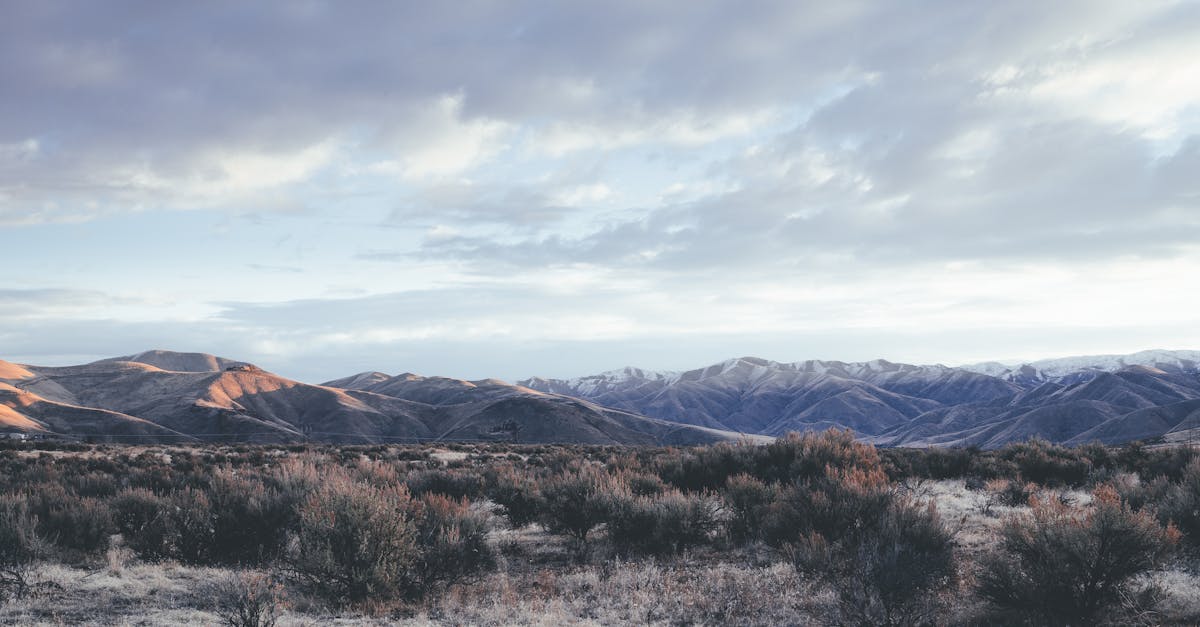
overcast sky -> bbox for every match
[3,1,1199,382]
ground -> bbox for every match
[4,479,1200,626]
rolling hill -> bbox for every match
[4,349,1199,447]
[0,352,750,446]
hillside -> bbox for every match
[524,352,1200,448]
[0,351,748,445]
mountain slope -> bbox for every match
[0,351,750,446]
[325,370,756,445]
[525,352,1200,448]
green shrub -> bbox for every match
[977,485,1179,624]
[168,487,217,564]
[999,438,1092,487]
[756,429,882,485]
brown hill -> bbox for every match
[0,352,749,446]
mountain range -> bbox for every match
[2,348,1198,448]
[0,350,755,446]
[520,350,1200,448]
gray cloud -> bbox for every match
[4,2,1200,379]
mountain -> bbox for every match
[5,348,1199,448]
[0,351,750,446]
[965,349,1200,385]
[523,357,1009,436]
[94,349,249,373]
[523,351,1200,448]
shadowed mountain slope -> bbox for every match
[524,353,1200,448]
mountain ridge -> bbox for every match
[521,350,1200,448]
[4,349,1198,448]
[0,351,754,446]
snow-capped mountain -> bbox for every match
[964,349,1200,383]
[521,351,1200,448]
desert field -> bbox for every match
[2,433,1200,626]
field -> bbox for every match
[2,433,1200,626]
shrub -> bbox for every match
[538,465,618,544]
[215,572,287,627]
[977,485,1179,624]
[756,429,882,485]
[807,499,958,627]
[167,487,217,564]
[762,466,893,547]
[606,490,720,556]
[722,474,774,542]
[26,485,113,557]
[207,471,293,565]
[986,478,1037,508]
[111,488,174,561]
[409,493,496,590]
[486,466,542,529]
[999,438,1092,487]
[287,476,418,606]
[0,495,44,601]
[622,471,668,497]
[1154,458,1200,545]
[405,469,485,500]
[653,442,757,491]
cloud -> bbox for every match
[3,1,1200,378]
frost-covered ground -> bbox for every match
[3,480,1199,626]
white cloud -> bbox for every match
[370,94,511,181]
[530,109,777,156]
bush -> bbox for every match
[287,477,418,606]
[977,485,1179,624]
[722,474,774,542]
[26,485,113,557]
[409,493,496,589]
[538,465,618,544]
[757,429,882,485]
[1153,458,1200,545]
[0,494,44,601]
[405,469,485,500]
[807,499,958,627]
[986,478,1036,508]
[167,487,217,564]
[215,572,287,627]
[999,438,1092,487]
[606,490,720,556]
[762,466,893,547]
[111,488,174,562]
[486,466,543,529]
[207,471,293,565]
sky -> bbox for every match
[2,1,1199,383]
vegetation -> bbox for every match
[0,433,1198,623]
[978,486,1179,624]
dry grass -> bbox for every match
[3,481,1199,625]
